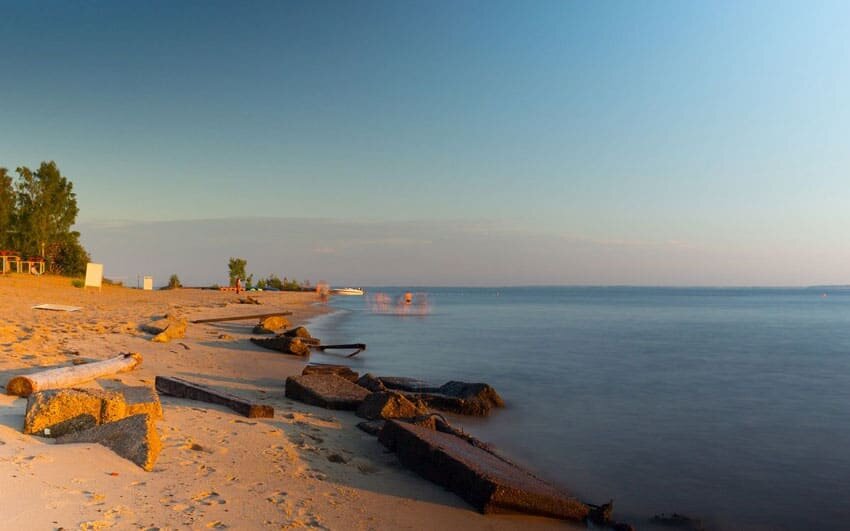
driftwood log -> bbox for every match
[155,375,273,418]
[312,344,367,358]
[6,353,143,397]
[190,312,292,324]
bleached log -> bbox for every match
[6,353,143,397]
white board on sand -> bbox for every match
[143,276,153,291]
[84,263,103,289]
[33,304,81,312]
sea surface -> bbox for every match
[306,287,850,530]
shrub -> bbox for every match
[71,278,84,288]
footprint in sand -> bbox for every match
[192,491,226,506]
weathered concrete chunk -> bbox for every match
[356,391,428,420]
[56,413,162,471]
[24,389,127,437]
[155,376,273,418]
[122,386,163,419]
[142,316,187,343]
[379,376,440,393]
[356,419,385,435]
[302,364,359,382]
[252,315,290,334]
[406,381,505,416]
[285,375,370,410]
[251,336,311,356]
[379,420,590,521]
[357,373,387,393]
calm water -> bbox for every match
[307,287,850,530]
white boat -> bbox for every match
[330,287,365,296]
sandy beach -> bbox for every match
[0,275,573,530]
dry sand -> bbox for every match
[0,274,574,530]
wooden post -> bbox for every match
[6,353,143,397]
[190,311,292,324]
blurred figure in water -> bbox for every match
[316,281,330,304]
[368,292,430,315]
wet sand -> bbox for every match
[0,275,572,530]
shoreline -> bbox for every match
[0,275,574,530]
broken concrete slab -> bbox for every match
[357,419,385,435]
[379,420,590,520]
[285,374,370,410]
[378,376,440,393]
[56,413,162,471]
[24,388,127,438]
[155,376,273,418]
[302,364,359,382]
[356,391,428,420]
[122,386,163,419]
[404,381,505,416]
[357,373,387,393]
[250,336,311,356]
[142,316,187,343]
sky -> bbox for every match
[1,1,849,286]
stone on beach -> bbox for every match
[252,315,290,334]
[379,376,440,393]
[404,381,505,416]
[283,326,312,339]
[122,386,163,419]
[356,373,387,392]
[24,388,127,437]
[356,391,428,420]
[142,316,187,343]
[378,420,591,521]
[285,374,371,410]
[251,336,312,356]
[302,364,359,382]
[55,413,162,471]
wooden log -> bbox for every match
[189,311,292,324]
[155,375,273,418]
[6,353,143,397]
[312,343,367,358]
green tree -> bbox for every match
[0,167,13,248]
[13,161,88,273]
[167,274,182,289]
[228,257,248,287]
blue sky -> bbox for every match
[1,1,848,285]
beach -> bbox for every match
[0,275,572,530]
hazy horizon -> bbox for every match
[78,216,850,288]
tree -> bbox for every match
[0,167,13,249]
[13,161,88,274]
[167,274,182,289]
[228,257,248,287]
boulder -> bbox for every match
[251,336,312,356]
[356,391,428,420]
[302,364,359,382]
[379,376,440,393]
[142,316,187,343]
[356,420,385,435]
[356,373,387,393]
[379,420,590,521]
[122,386,163,419]
[408,381,505,416]
[252,315,290,334]
[24,388,127,437]
[55,413,162,471]
[283,326,312,339]
[285,375,370,410]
